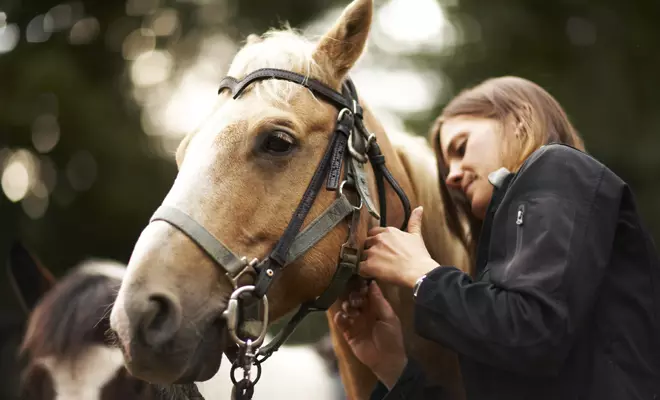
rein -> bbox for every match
[149,68,411,399]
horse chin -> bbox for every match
[224,342,240,364]
[174,319,226,383]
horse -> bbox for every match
[7,242,160,399]
[109,0,471,399]
[6,242,344,400]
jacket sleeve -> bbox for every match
[414,145,624,376]
[369,358,450,400]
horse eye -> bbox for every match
[261,131,296,155]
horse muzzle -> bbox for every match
[111,289,226,384]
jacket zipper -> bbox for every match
[515,204,524,255]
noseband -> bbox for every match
[149,68,411,399]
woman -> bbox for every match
[335,76,660,399]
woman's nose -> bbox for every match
[445,167,463,190]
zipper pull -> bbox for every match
[516,205,524,226]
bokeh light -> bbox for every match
[131,50,174,87]
[31,114,61,154]
[1,149,38,203]
[0,23,20,53]
[25,14,53,43]
[69,17,100,44]
[122,28,156,60]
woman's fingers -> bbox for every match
[341,300,360,318]
[334,311,354,332]
[368,283,397,321]
[363,235,381,250]
[367,226,387,236]
[349,290,366,308]
[359,282,369,295]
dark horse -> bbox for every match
[6,243,203,400]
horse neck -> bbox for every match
[327,104,468,400]
[361,106,469,271]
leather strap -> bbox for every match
[151,206,249,277]
[218,68,354,112]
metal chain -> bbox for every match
[230,339,262,400]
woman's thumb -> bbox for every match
[406,206,424,235]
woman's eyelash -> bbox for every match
[457,140,466,156]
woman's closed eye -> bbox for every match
[456,139,467,158]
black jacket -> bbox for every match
[373,144,660,400]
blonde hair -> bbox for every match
[429,76,585,264]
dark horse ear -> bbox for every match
[6,242,56,314]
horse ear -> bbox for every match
[6,242,56,314]
[313,0,373,82]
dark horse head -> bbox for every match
[7,242,203,400]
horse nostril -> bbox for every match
[138,293,182,348]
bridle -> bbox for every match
[148,68,411,399]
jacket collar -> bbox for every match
[475,168,515,277]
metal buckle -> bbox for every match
[338,180,363,210]
[222,285,269,348]
[337,107,352,122]
[365,133,376,152]
[347,131,368,163]
[228,257,259,289]
[339,243,359,264]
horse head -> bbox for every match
[7,242,158,399]
[108,0,403,385]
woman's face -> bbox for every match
[440,116,505,220]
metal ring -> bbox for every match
[230,360,262,386]
[337,108,352,122]
[338,180,363,210]
[222,285,269,348]
[347,131,368,163]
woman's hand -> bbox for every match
[359,207,439,287]
[334,282,407,389]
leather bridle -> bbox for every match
[148,68,411,399]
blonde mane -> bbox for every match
[226,28,334,106]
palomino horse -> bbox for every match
[6,243,344,400]
[110,0,470,399]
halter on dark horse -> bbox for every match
[149,68,411,400]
